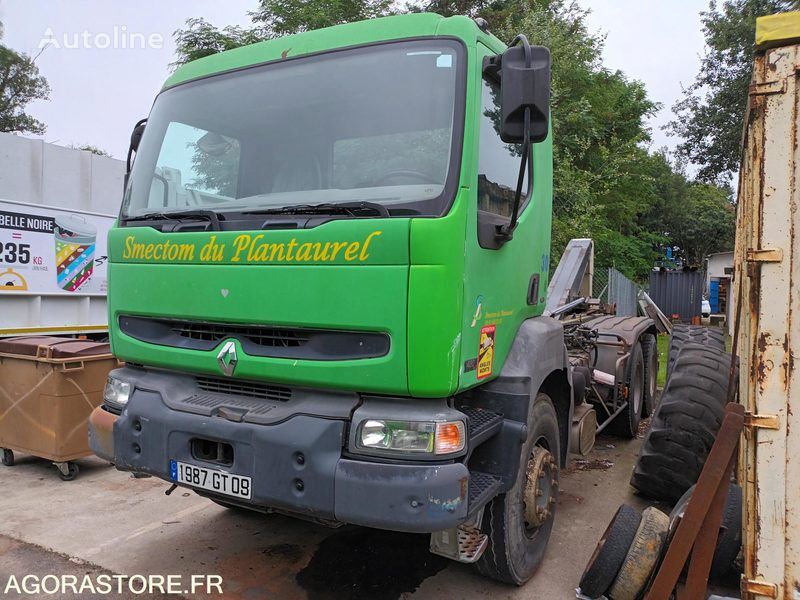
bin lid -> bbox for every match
[0,336,111,358]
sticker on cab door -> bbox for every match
[477,325,496,380]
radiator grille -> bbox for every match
[196,376,292,402]
[173,322,309,347]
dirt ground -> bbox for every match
[0,434,657,600]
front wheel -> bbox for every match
[476,393,560,585]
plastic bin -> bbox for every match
[0,336,117,480]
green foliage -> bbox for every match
[669,0,800,184]
[173,18,266,67]
[173,0,394,66]
[73,144,111,157]
[0,29,50,135]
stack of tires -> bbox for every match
[578,484,743,599]
[630,325,732,503]
[627,324,742,580]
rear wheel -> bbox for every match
[1,449,13,467]
[641,334,659,416]
[476,393,560,585]
[605,342,645,438]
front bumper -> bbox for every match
[89,368,472,533]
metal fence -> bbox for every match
[607,268,638,317]
[648,270,704,322]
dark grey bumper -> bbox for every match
[90,369,470,533]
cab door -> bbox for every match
[458,42,554,390]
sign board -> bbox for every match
[0,200,113,296]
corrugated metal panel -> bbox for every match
[737,26,800,600]
[607,267,637,317]
[648,270,704,322]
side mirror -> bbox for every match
[483,38,551,144]
[124,118,148,190]
[481,36,551,243]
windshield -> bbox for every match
[121,39,464,220]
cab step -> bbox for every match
[468,471,503,514]
[429,524,489,563]
[461,406,504,446]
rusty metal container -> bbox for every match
[735,12,800,599]
[0,336,116,478]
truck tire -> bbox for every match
[605,342,645,438]
[578,504,641,598]
[669,483,743,579]
[476,393,560,585]
[607,507,669,600]
[641,334,659,416]
[630,343,732,503]
[666,325,725,380]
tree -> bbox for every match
[667,183,736,267]
[669,0,799,185]
[0,26,50,135]
[174,0,394,66]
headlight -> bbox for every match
[356,419,465,455]
[103,376,131,408]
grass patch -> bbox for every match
[657,333,669,389]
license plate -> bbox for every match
[170,460,252,499]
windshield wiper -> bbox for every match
[123,209,222,230]
[243,201,391,218]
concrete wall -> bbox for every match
[0,132,125,215]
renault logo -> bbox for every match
[217,341,238,377]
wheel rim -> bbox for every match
[648,352,657,400]
[631,359,644,416]
[523,445,558,535]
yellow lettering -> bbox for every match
[246,234,265,262]
[296,243,313,262]
[153,242,164,260]
[329,241,349,260]
[167,244,179,260]
[360,231,382,260]
[143,244,154,260]
[312,242,330,261]
[269,244,285,261]
[253,242,270,262]
[123,236,135,259]
[344,242,361,261]
[178,244,194,261]
[200,236,218,261]
[231,234,250,262]
[286,239,298,261]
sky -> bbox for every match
[0,0,709,159]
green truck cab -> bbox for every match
[89,13,583,584]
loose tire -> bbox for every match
[669,483,743,579]
[630,343,733,503]
[1,448,13,467]
[605,342,645,438]
[578,504,641,598]
[476,393,560,585]
[666,324,725,380]
[607,507,669,600]
[641,334,659,416]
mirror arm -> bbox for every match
[496,106,531,241]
